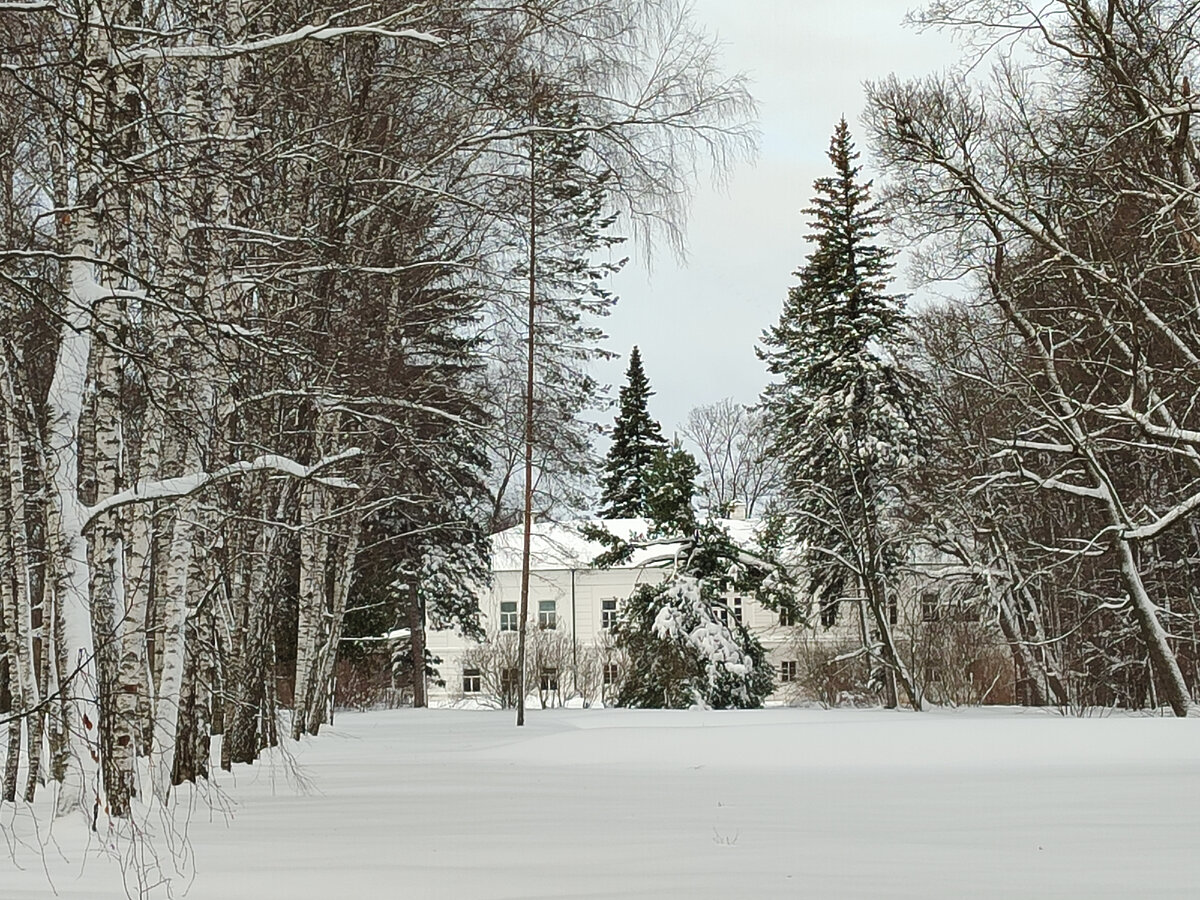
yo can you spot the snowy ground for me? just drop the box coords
[4,706,1200,899]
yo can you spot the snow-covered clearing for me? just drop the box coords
[5,707,1199,899]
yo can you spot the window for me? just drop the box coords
[603,663,619,686]
[500,667,519,700]
[888,595,898,626]
[921,592,940,623]
[538,600,557,630]
[820,598,839,628]
[601,598,618,630]
[780,660,798,683]
[500,601,517,632]
[778,606,795,627]
[462,668,482,693]
[731,596,743,625]
[539,667,558,692]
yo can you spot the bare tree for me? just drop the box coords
[681,398,781,516]
[866,0,1200,715]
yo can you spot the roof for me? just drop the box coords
[489,517,767,573]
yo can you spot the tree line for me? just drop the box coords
[0,0,752,823]
[595,1,1200,720]
[762,0,1200,717]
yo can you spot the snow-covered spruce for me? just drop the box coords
[759,118,925,709]
[610,521,791,709]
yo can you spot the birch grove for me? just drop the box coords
[0,0,753,828]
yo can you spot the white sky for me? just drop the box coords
[595,1,962,435]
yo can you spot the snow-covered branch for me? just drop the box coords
[82,449,363,529]
[115,14,442,65]
[1124,488,1200,542]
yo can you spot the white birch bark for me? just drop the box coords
[308,508,361,734]
[0,369,40,799]
[86,295,130,812]
[148,499,195,802]
[292,479,327,740]
[48,235,103,818]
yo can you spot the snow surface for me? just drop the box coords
[4,707,1200,899]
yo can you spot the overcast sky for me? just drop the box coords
[594,1,962,435]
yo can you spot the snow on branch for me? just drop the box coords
[989,448,1108,501]
[1098,400,1200,447]
[989,437,1075,456]
[1013,468,1107,501]
[1124,488,1200,542]
[115,13,442,65]
[83,449,362,529]
[226,389,481,430]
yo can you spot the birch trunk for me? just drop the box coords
[2,522,21,802]
[0,381,40,800]
[171,548,213,785]
[86,305,131,814]
[149,500,195,802]
[48,233,103,818]
[308,511,361,734]
[292,479,328,739]
[117,380,164,772]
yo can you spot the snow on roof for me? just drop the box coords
[489,517,767,573]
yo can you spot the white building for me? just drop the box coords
[425,516,804,706]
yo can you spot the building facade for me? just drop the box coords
[423,518,1013,707]
[424,517,808,706]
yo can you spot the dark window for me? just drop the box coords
[603,663,619,686]
[921,592,940,623]
[780,661,798,683]
[539,667,558,692]
[500,601,517,632]
[601,598,618,630]
[538,600,557,630]
[888,594,898,626]
[500,667,519,701]
[820,598,839,628]
[462,668,482,693]
[778,606,795,627]
[731,596,743,624]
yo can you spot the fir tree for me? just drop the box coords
[599,346,667,518]
[758,119,925,708]
[592,453,796,710]
[612,520,780,709]
[644,440,701,535]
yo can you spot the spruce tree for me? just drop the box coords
[644,440,701,535]
[759,119,925,708]
[599,346,667,518]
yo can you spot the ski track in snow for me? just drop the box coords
[4,707,1199,899]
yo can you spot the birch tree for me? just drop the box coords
[866,0,1200,715]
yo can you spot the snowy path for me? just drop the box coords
[4,707,1200,898]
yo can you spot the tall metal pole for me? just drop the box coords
[517,119,537,727]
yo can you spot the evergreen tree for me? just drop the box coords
[599,346,667,518]
[644,440,701,535]
[613,520,781,709]
[758,119,925,708]
[591,453,797,710]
